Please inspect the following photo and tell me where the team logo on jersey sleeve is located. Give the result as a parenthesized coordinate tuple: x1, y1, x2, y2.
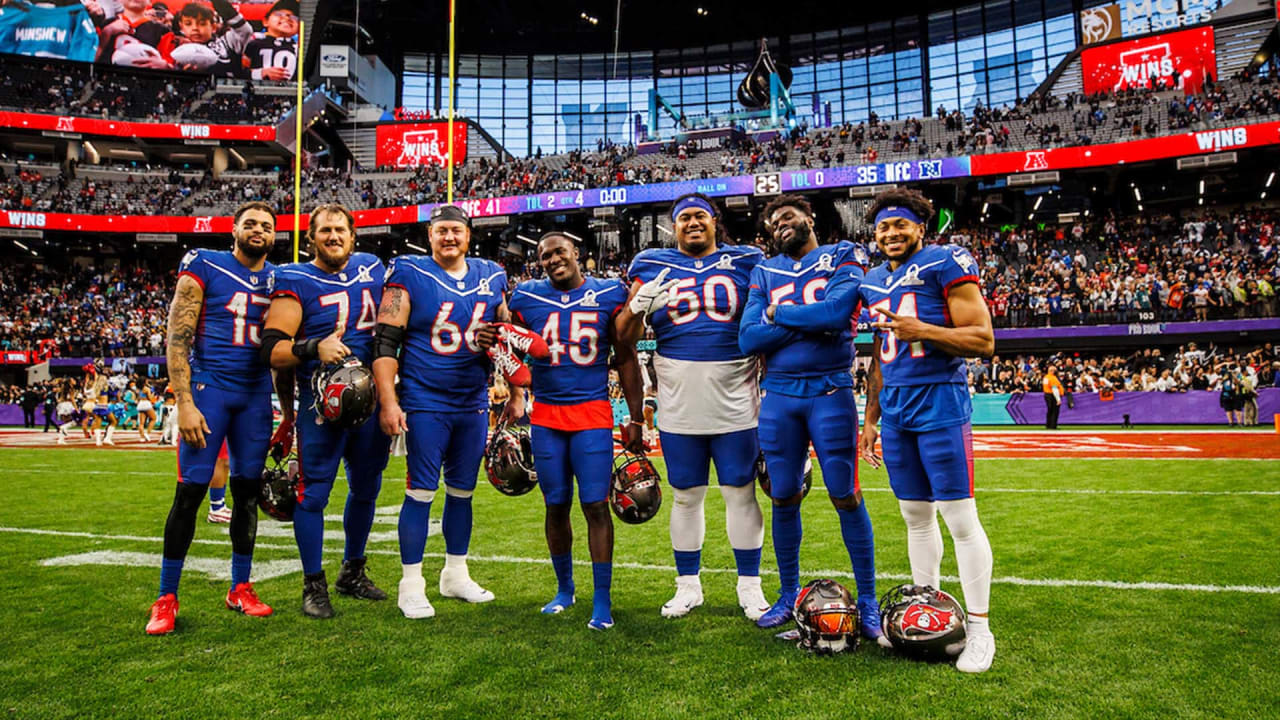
(477, 277, 493, 296)
(852, 245, 870, 267)
(179, 249, 198, 270)
(715, 253, 735, 270)
(815, 254, 834, 273)
(952, 248, 977, 272)
(354, 264, 374, 283)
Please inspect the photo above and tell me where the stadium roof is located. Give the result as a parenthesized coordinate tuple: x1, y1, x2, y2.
(318, 0, 970, 60)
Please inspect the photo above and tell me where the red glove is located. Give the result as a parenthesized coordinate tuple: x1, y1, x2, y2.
(496, 323, 549, 360)
(487, 340, 532, 387)
(268, 417, 295, 463)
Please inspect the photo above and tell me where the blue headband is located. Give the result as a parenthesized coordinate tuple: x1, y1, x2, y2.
(874, 205, 924, 226)
(671, 196, 716, 222)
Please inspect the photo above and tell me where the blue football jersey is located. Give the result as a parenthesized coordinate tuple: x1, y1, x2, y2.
(177, 249, 274, 393)
(271, 252, 384, 387)
(740, 241, 868, 396)
(626, 245, 763, 361)
(0, 3, 98, 62)
(385, 255, 507, 412)
(508, 276, 627, 406)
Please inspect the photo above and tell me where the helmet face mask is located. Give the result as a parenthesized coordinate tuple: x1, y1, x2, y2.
(755, 451, 813, 499)
(259, 453, 299, 521)
(609, 451, 663, 524)
(879, 584, 968, 661)
(794, 579, 859, 654)
(485, 421, 538, 496)
(311, 356, 376, 429)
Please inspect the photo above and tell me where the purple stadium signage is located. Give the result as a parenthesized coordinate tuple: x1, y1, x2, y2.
(1003, 388, 1280, 426)
(995, 317, 1280, 341)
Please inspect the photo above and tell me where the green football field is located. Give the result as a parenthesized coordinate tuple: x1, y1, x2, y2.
(0, 447, 1277, 719)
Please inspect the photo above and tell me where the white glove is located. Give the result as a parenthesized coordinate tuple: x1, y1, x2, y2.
(628, 267, 680, 316)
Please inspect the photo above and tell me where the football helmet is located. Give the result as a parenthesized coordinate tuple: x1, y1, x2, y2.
(484, 421, 538, 496)
(259, 451, 300, 521)
(311, 356, 376, 429)
(754, 451, 813, 499)
(609, 451, 663, 524)
(794, 578, 859, 654)
(879, 584, 968, 661)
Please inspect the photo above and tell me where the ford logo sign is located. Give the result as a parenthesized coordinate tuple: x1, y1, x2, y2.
(323, 54, 344, 63)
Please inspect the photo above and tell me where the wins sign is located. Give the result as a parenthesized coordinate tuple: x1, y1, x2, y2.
(1081, 26, 1216, 95)
(375, 122, 468, 168)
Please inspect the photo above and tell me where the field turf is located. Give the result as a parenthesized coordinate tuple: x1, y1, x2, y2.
(0, 447, 1277, 719)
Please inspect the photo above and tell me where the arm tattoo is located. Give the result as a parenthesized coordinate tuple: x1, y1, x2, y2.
(166, 279, 202, 403)
(378, 286, 405, 323)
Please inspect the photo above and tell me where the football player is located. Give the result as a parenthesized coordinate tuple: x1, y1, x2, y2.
(373, 204, 505, 619)
(506, 232, 645, 630)
(617, 193, 769, 620)
(146, 201, 295, 635)
(767, 188, 996, 672)
(261, 203, 391, 618)
(739, 194, 882, 640)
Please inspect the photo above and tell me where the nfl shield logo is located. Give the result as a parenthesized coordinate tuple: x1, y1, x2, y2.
(561, 294, 570, 302)
(695, 260, 703, 269)
(456, 281, 465, 289)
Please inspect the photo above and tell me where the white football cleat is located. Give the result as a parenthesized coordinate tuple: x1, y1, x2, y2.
(660, 575, 704, 618)
(398, 576, 435, 619)
(439, 567, 495, 603)
(206, 505, 232, 524)
(956, 630, 995, 673)
(736, 575, 770, 621)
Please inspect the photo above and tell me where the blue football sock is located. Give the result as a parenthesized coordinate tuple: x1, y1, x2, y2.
(397, 495, 432, 565)
(293, 507, 325, 575)
(837, 503, 877, 603)
(158, 557, 184, 598)
(591, 561, 612, 624)
(732, 547, 762, 577)
(772, 503, 802, 594)
(343, 494, 377, 563)
(673, 549, 701, 576)
(230, 552, 252, 589)
(441, 493, 473, 556)
(541, 553, 576, 614)
(208, 485, 226, 510)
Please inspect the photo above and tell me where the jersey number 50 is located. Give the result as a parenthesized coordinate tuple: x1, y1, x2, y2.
(667, 275, 738, 325)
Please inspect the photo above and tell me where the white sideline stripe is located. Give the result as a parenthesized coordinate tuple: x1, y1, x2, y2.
(10, 525, 1279, 595)
(40, 551, 300, 581)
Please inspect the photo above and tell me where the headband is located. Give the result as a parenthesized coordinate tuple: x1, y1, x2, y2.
(670, 196, 716, 222)
(874, 205, 924, 227)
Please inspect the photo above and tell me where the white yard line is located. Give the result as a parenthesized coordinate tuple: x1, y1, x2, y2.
(7, 525, 1278, 595)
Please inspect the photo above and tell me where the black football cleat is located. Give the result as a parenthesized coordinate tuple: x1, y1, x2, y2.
(302, 572, 335, 619)
(335, 557, 388, 601)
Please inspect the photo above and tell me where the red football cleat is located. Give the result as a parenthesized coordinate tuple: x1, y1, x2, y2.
(146, 593, 178, 635)
(497, 323, 550, 360)
(488, 340, 532, 387)
(225, 582, 273, 617)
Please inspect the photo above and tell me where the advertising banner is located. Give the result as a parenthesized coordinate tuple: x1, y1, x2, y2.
(375, 122, 469, 168)
(1081, 26, 1216, 94)
(318, 44, 349, 77)
(0, 204, 419, 233)
(0, 110, 275, 141)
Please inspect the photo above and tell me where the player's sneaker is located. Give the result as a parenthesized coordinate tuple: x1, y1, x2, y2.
(541, 591, 576, 615)
(398, 576, 435, 619)
(956, 629, 995, 673)
(225, 582, 273, 617)
(857, 597, 890, 648)
(206, 505, 231, 524)
(335, 557, 387, 600)
(302, 572, 334, 619)
(756, 589, 797, 629)
(145, 593, 178, 635)
(736, 575, 771, 621)
(439, 566, 495, 603)
(487, 340, 531, 387)
(660, 575, 704, 618)
(587, 616, 615, 631)
(497, 323, 550, 359)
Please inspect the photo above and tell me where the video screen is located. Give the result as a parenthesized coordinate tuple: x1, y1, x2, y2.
(0, 0, 299, 81)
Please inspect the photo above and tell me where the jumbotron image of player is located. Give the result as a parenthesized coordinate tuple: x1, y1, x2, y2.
(506, 232, 646, 631)
(768, 187, 996, 672)
(740, 194, 882, 640)
(146, 201, 296, 635)
(262, 203, 391, 618)
(619, 194, 770, 620)
(373, 204, 506, 619)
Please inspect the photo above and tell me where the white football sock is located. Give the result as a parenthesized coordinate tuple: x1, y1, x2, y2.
(668, 486, 707, 562)
(938, 498, 993, 619)
(719, 483, 764, 551)
(104, 425, 115, 442)
(401, 561, 423, 581)
(899, 499, 943, 588)
(443, 553, 468, 572)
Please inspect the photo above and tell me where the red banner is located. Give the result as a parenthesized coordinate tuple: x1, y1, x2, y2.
(0, 205, 418, 233)
(970, 120, 1280, 176)
(375, 122, 468, 168)
(1081, 27, 1216, 95)
(0, 111, 275, 142)
(1, 351, 32, 364)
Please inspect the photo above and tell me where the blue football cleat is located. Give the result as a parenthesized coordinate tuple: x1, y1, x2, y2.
(756, 589, 797, 629)
(858, 597, 891, 648)
(541, 592, 576, 615)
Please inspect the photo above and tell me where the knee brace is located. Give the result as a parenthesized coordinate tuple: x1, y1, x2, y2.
(406, 487, 436, 504)
(444, 485, 474, 500)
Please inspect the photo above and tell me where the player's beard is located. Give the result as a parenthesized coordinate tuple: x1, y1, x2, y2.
(236, 232, 272, 260)
(778, 222, 811, 257)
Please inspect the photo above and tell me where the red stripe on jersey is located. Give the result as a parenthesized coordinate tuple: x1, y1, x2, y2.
(942, 275, 979, 298)
(178, 270, 205, 290)
(271, 289, 301, 303)
(218, 440, 229, 460)
(962, 422, 975, 497)
(531, 400, 614, 432)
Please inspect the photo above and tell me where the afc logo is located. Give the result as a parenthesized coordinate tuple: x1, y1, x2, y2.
(56, 117, 75, 132)
(193, 216, 213, 233)
(1023, 151, 1049, 171)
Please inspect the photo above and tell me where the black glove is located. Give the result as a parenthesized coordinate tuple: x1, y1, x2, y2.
(211, 0, 238, 21)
